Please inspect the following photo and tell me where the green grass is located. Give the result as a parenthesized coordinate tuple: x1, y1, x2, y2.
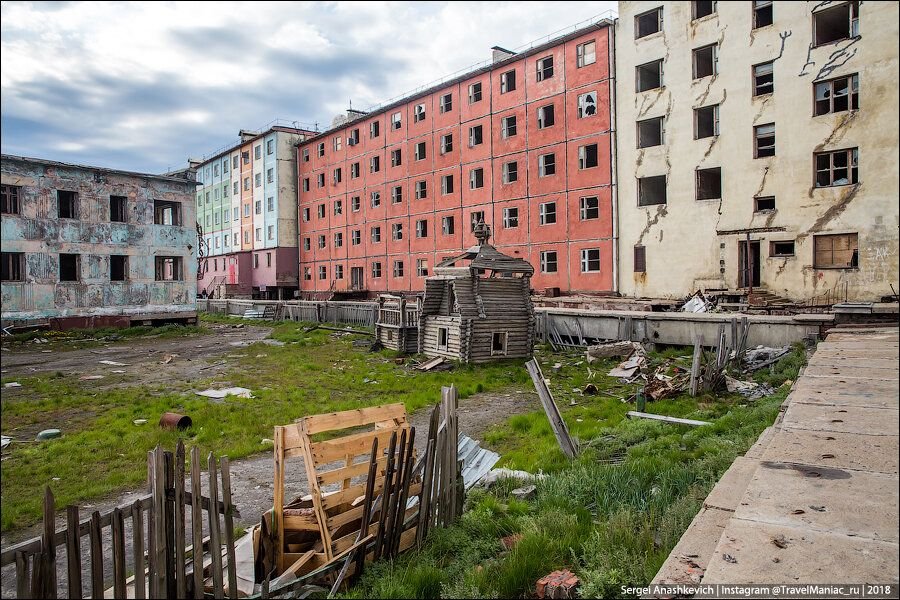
(0, 317, 529, 531)
(345, 345, 805, 599)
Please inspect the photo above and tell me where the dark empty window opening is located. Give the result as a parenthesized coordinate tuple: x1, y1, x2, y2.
(754, 196, 776, 212)
(814, 233, 858, 269)
(438, 327, 449, 350)
(638, 175, 667, 206)
(637, 117, 664, 148)
(154, 200, 182, 226)
(693, 44, 717, 79)
(537, 105, 555, 129)
(500, 70, 516, 93)
(693, 1, 716, 20)
(814, 1, 858, 47)
(634, 245, 647, 273)
(753, 0, 773, 29)
(1, 185, 21, 215)
(110, 255, 128, 281)
(155, 256, 183, 281)
(469, 125, 483, 147)
(770, 241, 795, 257)
(636, 60, 663, 92)
(491, 332, 508, 355)
(536, 56, 554, 82)
(815, 148, 858, 187)
(110, 195, 127, 222)
(2, 252, 24, 282)
(696, 167, 722, 200)
(815, 74, 859, 115)
(753, 62, 774, 96)
(635, 7, 663, 38)
(694, 104, 719, 139)
(59, 253, 79, 282)
(579, 144, 599, 169)
(57, 190, 78, 219)
(754, 123, 776, 158)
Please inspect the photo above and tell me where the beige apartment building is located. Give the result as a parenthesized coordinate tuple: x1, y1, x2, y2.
(615, 0, 898, 302)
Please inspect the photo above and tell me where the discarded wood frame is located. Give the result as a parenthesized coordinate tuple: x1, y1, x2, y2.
(525, 359, 578, 459)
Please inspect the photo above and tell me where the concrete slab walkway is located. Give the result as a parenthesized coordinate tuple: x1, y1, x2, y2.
(654, 326, 899, 587)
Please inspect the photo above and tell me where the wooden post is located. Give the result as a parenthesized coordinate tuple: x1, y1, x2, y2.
(221, 457, 239, 600)
(133, 500, 146, 600)
(353, 437, 380, 580)
(373, 431, 398, 561)
(152, 446, 167, 598)
(164, 451, 176, 600)
(15, 551, 30, 599)
(65, 505, 82, 599)
(191, 447, 204, 600)
(41, 487, 57, 599)
(174, 442, 187, 599)
(89, 511, 103, 600)
(690, 335, 703, 397)
(391, 428, 416, 557)
(272, 427, 285, 576)
(112, 507, 127, 599)
(207, 454, 224, 599)
(525, 360, 577, 459)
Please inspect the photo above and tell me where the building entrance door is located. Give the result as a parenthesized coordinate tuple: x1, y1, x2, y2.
(738, 240, 761, 288)
(350, 267, 364, 290)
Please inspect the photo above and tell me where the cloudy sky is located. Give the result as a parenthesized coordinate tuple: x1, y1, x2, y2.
(1, 1, 617, 174)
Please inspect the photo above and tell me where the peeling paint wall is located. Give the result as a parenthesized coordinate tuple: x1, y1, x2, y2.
(1, 156, 199, 324)
(616, 1, 899, 301)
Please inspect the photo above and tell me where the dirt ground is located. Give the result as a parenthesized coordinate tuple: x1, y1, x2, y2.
(0, 323, 539, 597)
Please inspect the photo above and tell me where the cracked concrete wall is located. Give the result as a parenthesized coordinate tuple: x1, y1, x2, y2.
(615, 1, 899, 301)
(1, 156, 199, 323)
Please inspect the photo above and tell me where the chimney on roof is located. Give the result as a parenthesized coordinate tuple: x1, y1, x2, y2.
(491, 46, 516, 63)
(347, 108, 368, 122)
(187, 158, 202, 169)
(239, 130, 259, 142)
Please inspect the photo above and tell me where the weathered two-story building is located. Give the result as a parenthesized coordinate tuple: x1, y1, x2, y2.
(1, 155, 199, 329)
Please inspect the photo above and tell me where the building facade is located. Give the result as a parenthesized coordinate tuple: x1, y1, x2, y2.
(194, 125, 316, 299)
(1, 155, 199, 328)
(616, 0, 899, 302)
(297, 20, 616, 297)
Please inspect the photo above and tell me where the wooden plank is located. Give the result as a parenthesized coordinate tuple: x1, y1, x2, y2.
(690, 334, 703, 397)
(417, 437, 436, 546)
(309, 427, 405, 464)
(625, 411, 711, 427)
(15, 551, 30, 599)
(373, 431, 398, 561)
(280, 550, 316, 577)
(174, 442, 187, 600)
(89, 511, 103, 600)
(31, 551, 42, 600)
(272, 427, 285, 578)
(317, 456, 387, 487)
(220, 457, 238, 600)
(282, 514, 319, 531)
(391, 428, 416, 557)
(298, 423, 334, 562)
(525, 359, 578, 459)
(303, 404, 407, 435)
(112, 507, 127, 599)
(354, 437, 380, 578)
(326, 504, 364, 530)
(146, 451, 157, 599)
(65, 505, 82, 600)
(41, 486, 57, 599)
(163, 451, 176, 600)
(132, 500, 146, 600)
(152, 447, 167, 599)
(190, 447, 204, 600)
(207, 454, 224, 599)
(380, 429, 406, 559)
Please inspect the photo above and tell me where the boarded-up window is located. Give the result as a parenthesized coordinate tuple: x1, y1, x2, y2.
(814, 233, 858, 269)
(634, 246, 647, 273)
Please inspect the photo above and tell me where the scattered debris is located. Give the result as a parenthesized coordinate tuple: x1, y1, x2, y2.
(478, 468, 545, 489)
(511, 485, 537, 501)
(586, 341, 641, 362)
(458, 435, 500, 490)
(608, 353, 645, 378)
(98, 360, 127, 366)
(416, 356, 447, 371)
(536, 569, 580, 599)
(725, 376, 775, 400)
(4, 382, 22, 388)
(261, 438, 274, 446)
(681, 291, 713, 313)
(261, 339, 286, 347)
(582, 383, 598, 395)
(1, 436, 11, 450)
(626, 411, 711, 427)
(722, 553, 738, 564)
(743, 345, 791, 372)
(36, 429, 62, 441)
(394, 357, 405, 365)
(111, 369, 126, 374)
(133, 419, 147, 425)
(79, 375, 104, 381)
(809, 505, 826, 512)
(159, 354, 177, 364)
(526, 359, 578, 459)
(196, 387, 253, 399)
(772, 535, 789, 549)
(158, 412, 193, 430)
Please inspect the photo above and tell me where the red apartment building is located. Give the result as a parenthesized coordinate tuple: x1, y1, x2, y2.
(297, 19, 615, 296)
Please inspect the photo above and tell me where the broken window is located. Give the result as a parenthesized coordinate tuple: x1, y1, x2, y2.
(816, 148, 858, 187)
(59, 254, 80, 281)
(350, 162, 360, 178)
(694, 104, 719, 139)
(414, 103, 426, 123)
(416, 219, 428, 238)
(503, 207, 519, 228)
(320, 265, 328, 280)
(538, 153, 556, 177)
(392, 222, 403, 240)
(540, 251, 558, 273)
(692, 0, 716, 19)
(303, 237, 311, 251)
(500, 70, 516, 93)
(391, 112, 402, 129)
(580, 196, 599, 220)
(536, 56, 554, 81)
(153, 200, 181, 226)
(754, 123, 776, 158)
(303, 267, 312, 281)
(348, 129, 359, 145)
(110, 254, 128, 281)
(333, 168, 342, 184)
(636, 59, 664, 92)
(109, 195, 127, 223)
(302, 207, 310, 221)
(391, 149, 402, 167)
(392, 186, 403, 204)
(352, 230, 361, 245)
(1, 252, 24, 282)
(335, 265, 344, 280)
(470, 211, 485, 231)
(440, 93, 453, 113)
(634, 245, 647, 273)
(470, 168, 484, 189)
(468, 82, 483, 104)
(370, 121, 380, 138)
(577, 40, 596, 68)
(371, 226, 381, 243)
(693, 44, 717, 79)
(815, 74, 859, 115)
(491, 332, 508, 355)
(154, 256, 182, 281)
(501, 115, 517, 139)
(393, 260, 404, 277)
(1, 185, 21, 215)
(417, 258, 429, 277)
(440, 134, 453, 154)
(334, 199, 343, 214)
(577, 91, 597, 118)
(57, 190, 78, 219)
(371, 191, 381, 207)
(437, 327, 448, 349)
(316, 174, 324, 187)
(637, 116, 664, 148)
(415, 141, 427, 160)
(814, 233, 858, 268)
(370, 156, 381, 172)
(539, 201, 557, 225)
(442, 216, 455, 234)
(579, 144, 599, 169)
(638, 175, 667, 206)
(754, 196, 776, 212)
(635, 6, 663, 38)
(502, 161, 518, 184)
(441, 175, 454, 195)
(753, 61, 774, 96)
(468, 125, 483, 147)
(415, 180, 427, 199)
(770, 241, 795, 257)
(581, 248, 601, 272)
(537, 104, 555, 129)
(351, 196, 360, 211)
(696, 167, 722, 200)
(245, 150, 253, 163)
(317, 203, 326, 218)
(814, 1, 858, 47)
(753, 0, 773, 28)
(335, 232, 343, 247)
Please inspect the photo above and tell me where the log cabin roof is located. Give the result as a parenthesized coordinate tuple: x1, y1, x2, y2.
(436, 222, 534, 277)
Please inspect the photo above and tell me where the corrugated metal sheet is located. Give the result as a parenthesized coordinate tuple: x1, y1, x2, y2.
(458, 434, 500, 490)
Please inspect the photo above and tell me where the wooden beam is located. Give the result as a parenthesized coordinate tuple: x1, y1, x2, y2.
(626, 411, 711, 427)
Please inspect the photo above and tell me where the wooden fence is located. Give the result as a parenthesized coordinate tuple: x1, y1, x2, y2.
(0, 443, 238, 599)
(198, 299, 376, 329)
